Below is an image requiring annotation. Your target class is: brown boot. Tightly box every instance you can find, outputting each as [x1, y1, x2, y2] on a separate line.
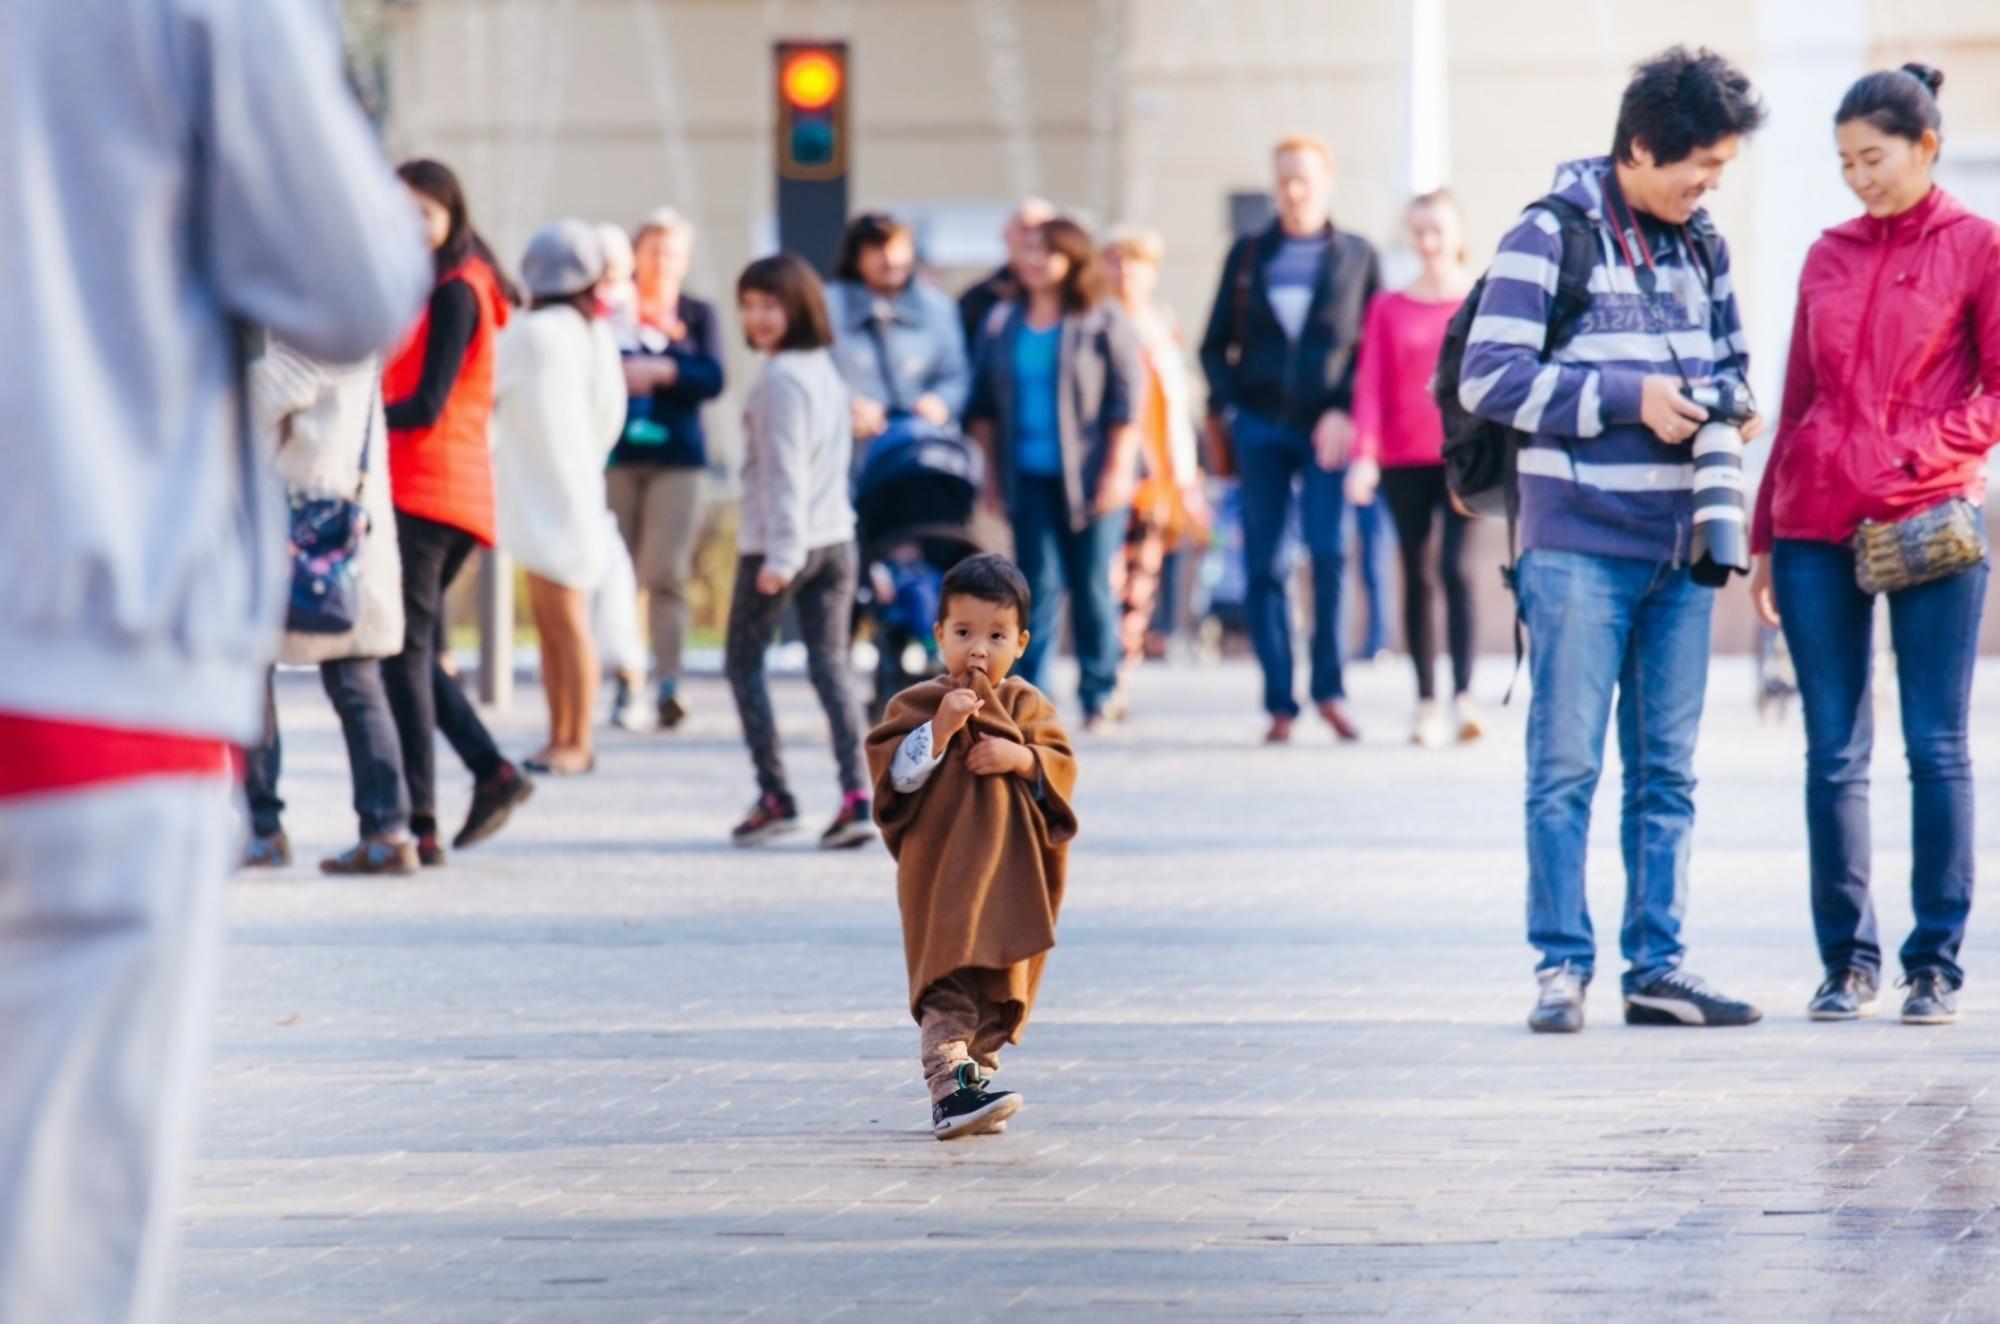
[240, 831, 291, 870]
[320, 837, 422, 877]
[1317, 699, 1362, 742]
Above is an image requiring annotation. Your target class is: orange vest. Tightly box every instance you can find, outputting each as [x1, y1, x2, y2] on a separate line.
[382, 257, 509, 545]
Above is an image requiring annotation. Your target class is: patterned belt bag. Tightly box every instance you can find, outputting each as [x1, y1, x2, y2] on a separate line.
[1852, 498, 1986, 595]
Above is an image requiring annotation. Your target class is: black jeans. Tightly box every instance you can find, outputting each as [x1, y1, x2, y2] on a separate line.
[725, 544, 867, 800]
[382, 511, 505, 831]
[1379, 464, 1473, 702]
[244, 662, 413, 840]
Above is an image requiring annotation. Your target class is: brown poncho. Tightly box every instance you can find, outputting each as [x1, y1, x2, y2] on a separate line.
[866, 670, 1079, 1041]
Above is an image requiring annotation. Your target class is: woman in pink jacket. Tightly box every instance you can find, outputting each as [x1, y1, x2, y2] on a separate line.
[1346, 190, 1479, 748]
[1749, 64, 2000, 1028]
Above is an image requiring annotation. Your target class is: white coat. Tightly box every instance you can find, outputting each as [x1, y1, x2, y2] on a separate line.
[493, 306, 629, 589]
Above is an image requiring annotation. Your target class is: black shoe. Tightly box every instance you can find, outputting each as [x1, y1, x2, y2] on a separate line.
[819, 794, 877, 850]
[240, 831, 291, 870]
[1528, 961, 1588, 1034]
[1900, 969, 1960, 1025]
[453, 763, 535, 850]
[1624, 969, 1762, 1027]
[416, 832, 446, 868]
[658, 692, 687, 731]
[1808, 967, 1880, 1021]
[731, 792, 799, 847]
[523, 753, 595, 776]
[932, 1086, 1022, 1140]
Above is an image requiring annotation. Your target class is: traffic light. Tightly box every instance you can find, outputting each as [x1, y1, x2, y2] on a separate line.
[777, 43, 848, 181]
[774, 41, 850, 274]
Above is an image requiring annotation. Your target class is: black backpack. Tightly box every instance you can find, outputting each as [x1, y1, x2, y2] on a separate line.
[1432, 194, 1598, 524]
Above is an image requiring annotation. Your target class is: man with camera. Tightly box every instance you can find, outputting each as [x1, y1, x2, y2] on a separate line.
[1459, 47, 1768, 1033]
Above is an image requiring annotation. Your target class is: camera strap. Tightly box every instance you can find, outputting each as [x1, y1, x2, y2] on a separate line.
[1602, 172, 1699, 391]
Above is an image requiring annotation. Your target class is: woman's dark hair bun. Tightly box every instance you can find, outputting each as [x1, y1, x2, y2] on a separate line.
[1901, 63, 1945, 97]
[1835, 65, 1944, 144]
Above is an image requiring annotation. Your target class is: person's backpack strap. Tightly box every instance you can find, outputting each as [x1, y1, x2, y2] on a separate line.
[1537, 194, 1599, 354]
[1684, 208, 1724, 285]
[1226, 234, 1258, 360]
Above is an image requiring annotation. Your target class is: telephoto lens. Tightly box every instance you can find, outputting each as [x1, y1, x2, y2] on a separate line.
[1684, 382, 1754, 587]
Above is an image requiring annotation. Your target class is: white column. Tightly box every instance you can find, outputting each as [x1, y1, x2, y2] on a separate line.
[1384, 0, 1449, 287]
[1750, 0, 1867, 417]
[1400, 0, 1449, 200]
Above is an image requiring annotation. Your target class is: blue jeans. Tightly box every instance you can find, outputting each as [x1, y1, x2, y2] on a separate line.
[1011, 476, 1126, 716]
[1771, 539, 1984, 984]
[1346, 496, 1395, 660]
[1517, 550, 1714, 992]
[244, 661, 412, 840]
[1235, 411, 1347, 717]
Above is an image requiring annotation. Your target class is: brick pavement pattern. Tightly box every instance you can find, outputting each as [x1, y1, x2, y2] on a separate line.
[175, 658, 2000, 1323]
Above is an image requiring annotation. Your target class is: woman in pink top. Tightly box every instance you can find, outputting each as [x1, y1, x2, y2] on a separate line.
[1347, 190, 1480, 747]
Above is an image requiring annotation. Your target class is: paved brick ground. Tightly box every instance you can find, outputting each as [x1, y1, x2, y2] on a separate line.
[175, 655, 2000, 1323]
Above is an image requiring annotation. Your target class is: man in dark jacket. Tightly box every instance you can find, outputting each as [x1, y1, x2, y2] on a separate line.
[958, 196, 1055, 356]
[1200, 136, 1380, 744]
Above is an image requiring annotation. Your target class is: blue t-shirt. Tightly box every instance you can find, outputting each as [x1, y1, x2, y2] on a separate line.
[1011, 324, 1062, 478]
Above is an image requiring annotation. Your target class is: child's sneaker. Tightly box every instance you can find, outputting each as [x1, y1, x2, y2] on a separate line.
[820, 792, 878, 850]
[731, 793, 799, 847]
[932, 1086, 1022, 1140]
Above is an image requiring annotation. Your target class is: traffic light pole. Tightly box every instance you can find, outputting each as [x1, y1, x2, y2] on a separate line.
[774, 41, 849, 276]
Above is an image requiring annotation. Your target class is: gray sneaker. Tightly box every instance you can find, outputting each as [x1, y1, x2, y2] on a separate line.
[1529, 962, 1587, 1033]
[1900, 970, 1960, 1025]
[1808, 967, 1879, 1021]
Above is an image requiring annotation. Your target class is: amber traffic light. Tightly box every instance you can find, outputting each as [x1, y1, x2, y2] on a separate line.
[776, 42, 848, 180]
[782, 51, 842, 111]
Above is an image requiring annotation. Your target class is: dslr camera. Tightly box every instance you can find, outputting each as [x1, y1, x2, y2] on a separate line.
[1684, 381, 1755, 587]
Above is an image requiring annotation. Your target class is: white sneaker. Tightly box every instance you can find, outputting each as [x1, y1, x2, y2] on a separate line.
[1410, 700, 1448, 748]
[608, 675, 651, 732]
[1454, 695, 1487, 744]
[613, 696, 651, 733]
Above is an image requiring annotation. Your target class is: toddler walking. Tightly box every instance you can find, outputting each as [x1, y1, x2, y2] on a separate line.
[867, 555, 1079, 1139]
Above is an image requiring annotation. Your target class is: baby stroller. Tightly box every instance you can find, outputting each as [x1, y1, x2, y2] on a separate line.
[853, 417, 987, 721]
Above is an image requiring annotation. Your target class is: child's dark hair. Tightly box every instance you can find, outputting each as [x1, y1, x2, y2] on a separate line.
[938, 554, 1031, 627]
[1836, 64, 1944, 147]
[1612, 46, 1768, 166]
[736, 253, 835, 350]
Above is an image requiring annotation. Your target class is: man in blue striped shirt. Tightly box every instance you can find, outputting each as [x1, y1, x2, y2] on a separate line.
[1460, 47, 1769, 1034]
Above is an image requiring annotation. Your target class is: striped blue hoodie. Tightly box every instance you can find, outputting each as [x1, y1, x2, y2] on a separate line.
[1460, 156, 1750, 565]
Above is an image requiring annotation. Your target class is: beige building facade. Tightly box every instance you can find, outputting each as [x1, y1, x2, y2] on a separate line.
[375, 0, 2000, 651]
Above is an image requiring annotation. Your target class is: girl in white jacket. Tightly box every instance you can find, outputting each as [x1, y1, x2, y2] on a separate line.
[494, 221, 628, 775]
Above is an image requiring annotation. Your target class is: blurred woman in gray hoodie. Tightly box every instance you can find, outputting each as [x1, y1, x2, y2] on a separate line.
[0, 3, 430, 1317]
